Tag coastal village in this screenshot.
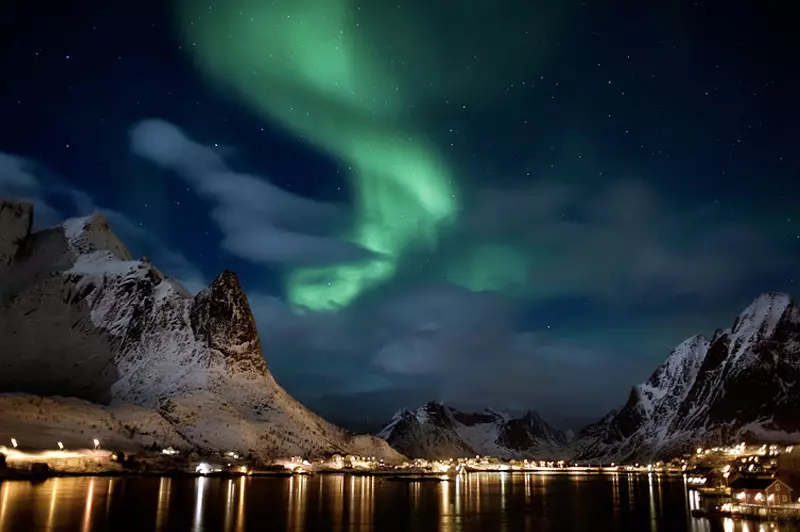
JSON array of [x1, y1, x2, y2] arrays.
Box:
[[3, 438, 800, 523]]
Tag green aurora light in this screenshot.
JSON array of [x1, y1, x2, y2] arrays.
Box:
[[176, 0, 567, 309]]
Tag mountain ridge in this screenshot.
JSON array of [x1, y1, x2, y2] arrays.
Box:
[[0, 199, 401, 461], [378, 401, 571, 460], [574, 291, 800, 462]]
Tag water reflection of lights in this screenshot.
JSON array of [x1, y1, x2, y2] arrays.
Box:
[[193, 477, 207, 532], [348, 476, 355, 526], [440, 475, 453, 532], [156, 477, 171, 531], [627, 473, 635, 509], [358, 476, 374, 529], [648, 473, 656, 532], [224, 480, 234, 532], [611, 473, 620, 511], [287, 474, 308, 530], [688, 490, 701, 512], [455, 472, 462, 515], [46, 478, 59, 532], [0, 481, 11, 530], [410, 480, 421, 515], [81, 479, 95, 532], [501, 472, 508, 510], [523, 473, 530, 504], [237, 476, 246, 532], [330, 474, 344, 532]]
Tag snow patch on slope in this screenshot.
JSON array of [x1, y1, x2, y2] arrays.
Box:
[[0, 206, 403, 460], [379, 402, 569, 460]]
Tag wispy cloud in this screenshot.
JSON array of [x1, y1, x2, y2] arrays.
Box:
[[0, 151, 208, 294], [456, 178, 789, 304], [0, 152, 62, 226], [129, 118, 375, 266]]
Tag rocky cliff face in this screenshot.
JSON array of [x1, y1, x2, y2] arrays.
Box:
[[0, 200, 33, 266], [0, 199, 402, 461], [378, 401, 570, 460], [575, 293, 800, 463]]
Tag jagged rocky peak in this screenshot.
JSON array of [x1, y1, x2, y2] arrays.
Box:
[[0, 199, 34, 265], [575, 291, 800, 463], [496, 409, 569, 451], [417, 401, 457, 425], [379, 401, 570, 460], [731, 292, 792, 340], [644, 334, 709, 396], [0, 198, 403, 461], [63, 213, 132, 261], [190, 270, 267, 374]]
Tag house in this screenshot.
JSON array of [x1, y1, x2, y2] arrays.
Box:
[[729, 477, 793, 506]]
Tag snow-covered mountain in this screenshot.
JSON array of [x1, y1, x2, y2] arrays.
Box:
[[377, 401, 571, 459], [575, 293, 800, 463], [0, 199, 401, 461]]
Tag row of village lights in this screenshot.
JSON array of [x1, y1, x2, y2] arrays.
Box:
[[9, 438, 101, 450]]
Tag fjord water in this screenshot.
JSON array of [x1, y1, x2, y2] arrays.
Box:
[[0, 474, 796, 531]]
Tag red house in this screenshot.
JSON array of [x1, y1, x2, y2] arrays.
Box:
[[729, 477, 793, 506]]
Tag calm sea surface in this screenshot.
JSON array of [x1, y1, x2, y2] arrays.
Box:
[[0, 473, 797, 531]]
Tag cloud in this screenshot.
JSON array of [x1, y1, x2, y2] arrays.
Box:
[[0, 153, 62, 226], [129, 119, 375, 266], [0, 151, 208, 294], [249, 175, 793, 423], [450, 178, 789, 305], [247, 280, 637, 421]]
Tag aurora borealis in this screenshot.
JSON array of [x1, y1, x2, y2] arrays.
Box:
[[175, 0, 565, 309], [2, 0, 798, 426]]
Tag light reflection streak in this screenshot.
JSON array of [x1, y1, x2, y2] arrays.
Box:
[[627, 474, 635, 509], [500, 472, 507, 510], [455, 474, 462, 515], [348, 476, 355, 527], [0, 481, 12, 531], [105, 478, 115, 518], [648, 473, 657, 532], [46, 478, 59, 532], [287, 474, 307, 530], [475, 473, 481, 514], [193, 476, 207, 532], [524, 472, 530, 504], [236, 477, 246, 532], [611, 473, 620, 514], [81, 478, 95, 532], [224, 479, 234, 532], [156, 477, 171, 531], [656, 473, 663, 511], [330, 475, 344, 532], [318, 476, 324, 514], [440, 477, 453, 532], [357, 476, 374, 529]]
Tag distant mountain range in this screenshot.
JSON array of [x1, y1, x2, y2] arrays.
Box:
[[3, 198, 799, 464], [0, 199, 400, 461], [377, 401, 572, 460], [378, 293, 800, 463]]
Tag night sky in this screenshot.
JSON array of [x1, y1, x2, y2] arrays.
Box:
[[1, 0, 797, 430]]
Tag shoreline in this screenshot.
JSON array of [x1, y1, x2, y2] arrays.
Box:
[[0, 466, 684, 481]]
